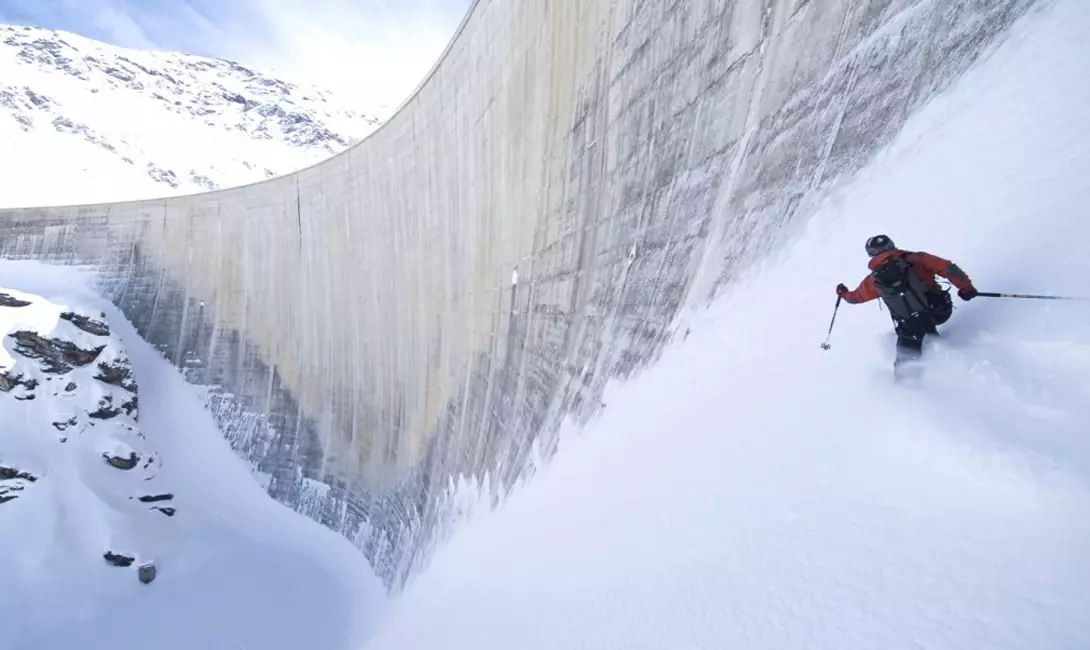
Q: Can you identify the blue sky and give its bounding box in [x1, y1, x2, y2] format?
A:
[0, 0, 471, 113]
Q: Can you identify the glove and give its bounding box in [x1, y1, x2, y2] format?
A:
[958, 287, 978, 301]
[836, 283, 849, 298]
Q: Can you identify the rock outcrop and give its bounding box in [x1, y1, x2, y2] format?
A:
[138, 562, 157, 584]
[103, 551, 135, 567]
[9, 330, 105, 374]
[60, 311, 110, 336]
[0, 292, 31, 307]
[103, 450, 139, 470]
[0, 287, 175, 587]
[0, 465, 37, 504]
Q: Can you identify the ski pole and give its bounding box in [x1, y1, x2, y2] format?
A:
[821, 296, 842, 350]
[976, 292, 1083, 301]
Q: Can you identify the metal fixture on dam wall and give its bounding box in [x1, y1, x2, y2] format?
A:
[0, 0, 1037, 588]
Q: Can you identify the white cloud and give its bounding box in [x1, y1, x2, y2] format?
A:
[245, 0, 469, 116]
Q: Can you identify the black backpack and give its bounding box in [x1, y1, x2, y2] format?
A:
[872, 253, 934, 333]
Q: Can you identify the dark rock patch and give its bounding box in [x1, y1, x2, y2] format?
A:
[103, 451, 139, 470]
[95, 360, 136, 392]
[103, 551, 135, 567]
[138, 562, 157, 584]
[52, 416, 78, 431]
[10, 330, 105, 373]
[13, 393, 36, 401]
[0, 371, 37, 392]
[0, 292, 31, 307]
[60, 311, 110, 336]
[153, 506, 175, 517]
[138, 493, 173, 503]
[0, 466, 37, 482]
[65, 381, 77, 392]
[89, 405, 120, 419]
[121, 395, 137, 417]
[89, 395, 121, 419]
[0, 465, 34, 504]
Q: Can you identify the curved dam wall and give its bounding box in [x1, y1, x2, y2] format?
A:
[0, 0, 1036, 587]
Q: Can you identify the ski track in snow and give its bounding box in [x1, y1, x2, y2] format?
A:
[1, 0, 1089, 649]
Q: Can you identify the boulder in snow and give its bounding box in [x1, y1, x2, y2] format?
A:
[0, 465, 37, 504]
[103, 450, 139, 470]
[138, 493, 173, 503]
[0, 293, 31, 307]
[59, 311, 110, 336]
[0, 466, 37, 482]
[9, 330, 105, 374]
[52, 416, 77, 431]
[103, 551, 135, 567]
[138, 562, 157, 584]
[0, 371, 37, 392]
[94, 359, 137, 392]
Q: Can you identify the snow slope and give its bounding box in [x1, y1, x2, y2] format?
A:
[0, 263, 385, 650]
[358, 2, 1090, 648]
[0, 1, 1088, 649]
[0, 24, 381, 207]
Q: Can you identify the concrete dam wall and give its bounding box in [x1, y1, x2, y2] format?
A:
[0, 0, 1037, 587]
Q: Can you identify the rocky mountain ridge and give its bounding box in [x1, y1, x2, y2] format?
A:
[1, 23, 381, 205]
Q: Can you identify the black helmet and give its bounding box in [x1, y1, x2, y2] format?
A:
[865, 235, 895, 257]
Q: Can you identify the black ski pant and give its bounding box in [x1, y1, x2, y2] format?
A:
[894, 290, 952, 361]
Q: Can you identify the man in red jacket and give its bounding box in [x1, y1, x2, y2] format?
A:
[836, 235, 978, 361]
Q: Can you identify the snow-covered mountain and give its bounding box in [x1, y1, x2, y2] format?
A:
[0, 23, 382, 207]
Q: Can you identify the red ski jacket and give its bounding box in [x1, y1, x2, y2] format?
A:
[841, 249, 975, 304]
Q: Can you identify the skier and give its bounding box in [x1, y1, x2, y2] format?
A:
[836, 235, 979, 367]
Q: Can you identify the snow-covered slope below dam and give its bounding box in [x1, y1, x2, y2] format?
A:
[0, 0, 1060, 591]
[0, 267, 384, 650]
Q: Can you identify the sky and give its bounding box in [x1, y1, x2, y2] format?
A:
[0, 0, 471, 115]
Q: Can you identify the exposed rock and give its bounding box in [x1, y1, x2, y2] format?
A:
[65, 381, 77, 392]
[60, 311, 110, 336]
[94, 359, 136, 391]
[0, 466, 37, 482]
[103, 551, 135, 567]
[138, 493, 173, 503]
[0, 371, 37, 392]
[121, 395, 138, 417]
[103, 451, 139, 470]
[153, 506, 176, 517]
[9, 330, 105, 373]
[89, 395, 121, 419]
[0, 292, 31, 307]
[138, 562, 157, 584]
[89, 406, 120, 419]
[146, 163, 180, 188]
[52, 416, 78, 431]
